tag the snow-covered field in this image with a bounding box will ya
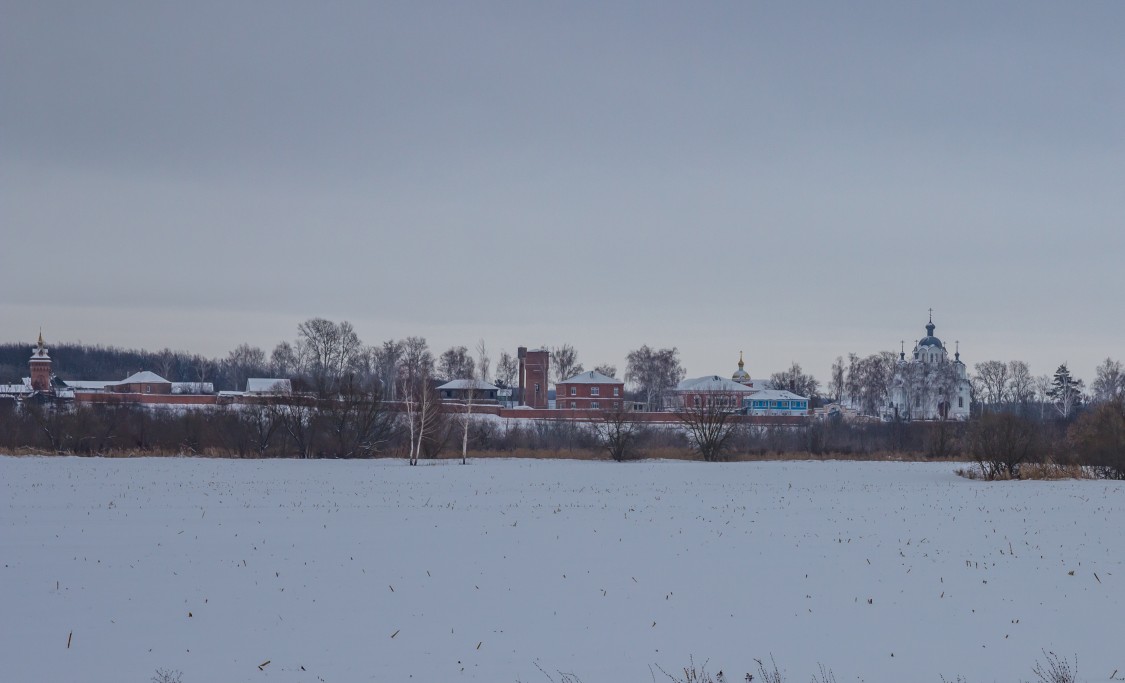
[2,457,1121,683]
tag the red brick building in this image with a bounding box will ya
[668,375,756,411]
[518,347,549,408]
[0,331,222,406]
[556,370,625,411]
[437,379,500,402]
[29,332,52,391]
[104,371,173,395]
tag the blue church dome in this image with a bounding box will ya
[917,320,943,348]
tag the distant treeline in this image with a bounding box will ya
[2,397,1122,481]
[2,317,1123,479]
[0,342,231,388]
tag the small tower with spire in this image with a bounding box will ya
[29,329,52,392]
[732,351,752,385]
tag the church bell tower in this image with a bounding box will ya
[29,330,52,392]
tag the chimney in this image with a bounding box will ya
[517,346,527,406]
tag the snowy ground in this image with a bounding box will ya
[2,457,1122,683]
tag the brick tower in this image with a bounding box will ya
[29,330,52,392]
[517,347,550,409]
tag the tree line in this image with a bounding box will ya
[3,394,1121,480]
[7,323,1122,414]
[3,319,1123,477]
[1,322,691,409]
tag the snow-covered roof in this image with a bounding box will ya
[745,389,809,401]
[0,384,31,394]
[675,376,757,393]
[63,380,114,390]
[106,371,171,386]
[245,378,292,394]
[557,370,623,385]
[437,379,500,391]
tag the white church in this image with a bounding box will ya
[884,315,972,421]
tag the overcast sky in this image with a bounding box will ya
[3,1,1123,384]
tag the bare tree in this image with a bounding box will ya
[438,345,475,381]
[371,339,404,400]
[151,668,183,683]
[297,319,335,374]
[297,318,362,396]
[769,361,819,397]
[495,350,518,388]
[1008,360,1034,413]
[458,370,477,466]
[225,343,267,392]
[625,345,685,412]
[922,418,961,459]
[22,399,70,453]
[588,409,644,461]
[829,356,846,403]
[451,339,495,465]
[399,368,441,465]
[967,412,1043,479]
[400,373,418,466]
[845,351,896,417]
[1034,374,1053,421]
[192,354,218,384]
[594,364,617,379]
[346,345,379,387]
[320,375,394,458]
[278,402,318,459]
[974,360,1010,407]
[270,341,300,377]
[415,381,450,460]
[895,360,925,420]
[400,336,435,388]
[240,400,282,457]
[157,348,177,381]
[1091,357,1125,403]
[1069,398,1125,479]
[551,344,583,383]
[677,395,739,462]
[475,339,491,385]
